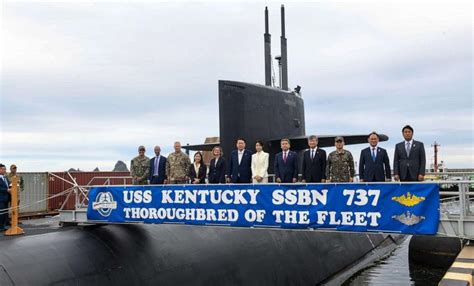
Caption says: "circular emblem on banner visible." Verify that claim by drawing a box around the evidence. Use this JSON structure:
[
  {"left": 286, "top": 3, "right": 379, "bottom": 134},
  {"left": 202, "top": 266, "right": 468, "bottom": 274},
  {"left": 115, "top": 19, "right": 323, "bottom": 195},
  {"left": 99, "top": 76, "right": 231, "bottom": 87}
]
[{"left": 92, "top": 191, "right": 117, "bottom": 217}]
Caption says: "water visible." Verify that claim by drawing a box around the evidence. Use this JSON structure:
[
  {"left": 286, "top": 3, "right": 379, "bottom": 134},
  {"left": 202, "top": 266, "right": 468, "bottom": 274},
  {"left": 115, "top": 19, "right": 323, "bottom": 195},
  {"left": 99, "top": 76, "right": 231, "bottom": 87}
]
[{"left": 344, "top": 237, "right": 447, "bottom": 286}]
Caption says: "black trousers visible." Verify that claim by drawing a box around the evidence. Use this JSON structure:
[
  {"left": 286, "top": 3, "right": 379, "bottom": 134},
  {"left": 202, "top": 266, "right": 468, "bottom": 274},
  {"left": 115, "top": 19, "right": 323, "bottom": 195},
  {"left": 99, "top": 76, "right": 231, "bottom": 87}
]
[
  {"left": 150, "top": 176, "right": 165, "bottom": 184},
  {"left": 401, "top": 170, "right": 417, "bottom": 182},
  {"left": 0, "top": 201, "right": 8, "bottom": 230},
  {"left": 233, "top": 176, "right": 251, "bottom": 184}
]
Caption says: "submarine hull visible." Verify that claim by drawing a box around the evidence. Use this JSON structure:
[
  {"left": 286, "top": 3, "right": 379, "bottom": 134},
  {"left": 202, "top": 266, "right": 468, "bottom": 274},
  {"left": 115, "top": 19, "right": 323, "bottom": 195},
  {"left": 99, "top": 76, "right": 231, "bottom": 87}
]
[{"left": 0, "top": 224, "right": 399, "bottom": 285}]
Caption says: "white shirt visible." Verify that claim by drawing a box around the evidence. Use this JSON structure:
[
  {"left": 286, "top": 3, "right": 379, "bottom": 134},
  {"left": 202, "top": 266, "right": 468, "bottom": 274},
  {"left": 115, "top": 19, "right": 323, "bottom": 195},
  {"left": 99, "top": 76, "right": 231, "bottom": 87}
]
[
  {"left": 0, "top": 175, "right": 7, "bottom": 186},
  {"left": 309, "top": 148, "right": 317, "bottom": 159},
  {"left": 214, "top": 157, "right": 219, "bottom": 167},
  {"left": 194, "top": 163, "right": 200, "bottom": 177},
  {"left": 238, "top": 150, "right": 244, "bottom": 164}
]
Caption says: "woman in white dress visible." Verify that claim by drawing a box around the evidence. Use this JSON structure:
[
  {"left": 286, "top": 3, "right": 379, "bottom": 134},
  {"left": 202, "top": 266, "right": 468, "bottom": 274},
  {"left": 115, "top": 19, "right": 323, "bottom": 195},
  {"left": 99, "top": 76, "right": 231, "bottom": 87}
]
[{"left": 251, "top": 140, "right": 269, "bottom": 183}]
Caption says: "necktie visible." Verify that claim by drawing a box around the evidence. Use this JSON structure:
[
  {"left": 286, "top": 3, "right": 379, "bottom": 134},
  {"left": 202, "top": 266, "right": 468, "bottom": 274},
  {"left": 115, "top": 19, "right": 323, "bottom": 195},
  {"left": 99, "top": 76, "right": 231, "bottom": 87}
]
[
  {"left": 406, "top": 142, "right": 411, "bottom": 157},
  {"left": 371, "top": 148, "right": 376, "bottom": 162},
  {"left": 2, "top": 177, "right": 6, "bottom": 186},
  {"left": 154, "top": 157, "right": 159, "bottom": 176},
  {"left": 283, "top": 152, "right": 287, "bottom": 163},
  {"left": 311, "top": 150, "right": 314, "bottom": 159}
]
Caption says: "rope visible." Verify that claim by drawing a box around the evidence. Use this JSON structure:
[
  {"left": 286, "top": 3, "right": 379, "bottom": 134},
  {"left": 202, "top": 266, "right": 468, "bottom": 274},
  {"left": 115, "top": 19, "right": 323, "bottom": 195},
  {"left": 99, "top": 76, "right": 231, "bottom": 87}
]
[{"left": 0, "top": 187, "right": 76, "bottom": 215}]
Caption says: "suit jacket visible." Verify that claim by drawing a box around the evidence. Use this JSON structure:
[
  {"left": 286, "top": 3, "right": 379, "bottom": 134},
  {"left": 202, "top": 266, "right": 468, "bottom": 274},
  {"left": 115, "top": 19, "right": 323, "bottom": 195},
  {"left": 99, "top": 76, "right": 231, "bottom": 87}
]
[
  {"left": 301, "top": 148, "right": 326, "bottom": 182},
  {"left": 251, "top": 151, "right": 269, "bottom": 178},
  {"left": 0, "top": 176, "right": 10, "bottom": 202},
  {"left": 149, "top": 155, "right": 167, "bottom": 183},
  {"left": 359, "top": 146, "right": 391, "bottom": 182},
  {"left": 228, "top": 149, "right": 252, "bottom": 183},
  {"left": 188, "top": 163, "right": 207, "bottom": 184},
  {"left": 393, "top": 140, "right": 426, "bottom": 181},
  {"left": 208, "top": 157, "right": 226, "bottom": 184},
  {"left": 274, "top": 150, "right": 298, "bottom": 183}
]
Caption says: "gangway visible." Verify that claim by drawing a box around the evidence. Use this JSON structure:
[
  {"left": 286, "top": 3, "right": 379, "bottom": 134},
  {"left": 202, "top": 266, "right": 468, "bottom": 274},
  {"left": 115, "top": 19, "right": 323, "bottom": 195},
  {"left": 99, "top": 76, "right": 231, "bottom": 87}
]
[{"left": 54, "top": 172, "right": 474, "bottom": 240}]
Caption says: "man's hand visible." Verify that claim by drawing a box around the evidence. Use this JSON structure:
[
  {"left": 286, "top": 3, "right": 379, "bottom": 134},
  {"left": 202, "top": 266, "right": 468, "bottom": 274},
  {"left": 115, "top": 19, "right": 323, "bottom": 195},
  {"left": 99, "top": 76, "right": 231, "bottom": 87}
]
[
  {"left": 321, "top": 179, "right": 326, "bottom": 183},
  {"left": 276, "top": 178, "right": 282, "bottom": 183},
  {"left": 418, "top": 175, "right": 425, "bottom": 181},
  {"left": 359, "top": 179, "right": 364, "bottom": 182},
  {"left": 163, "top": 179, "right": 168, "bottom": 184},
  {"left": 326, "top": 179, "right": 331, "bottom": 183},
  {"left": 385, "top": 178, "right": 392, "bottom": 182},
  {"left": 349, "top": 177, "right": 353, "bottom": 182},
  {"left": 394, "top": 175, "right": 400, "bottom": 181},
  {"left": 226, "top": 177, "right": 231, "bottom": 183},
  {"left": 292, "top": 178, "right": 297, "bottom": 183},
  {"left": 301, "top": 179, "right": 306, "bottom": 183}
]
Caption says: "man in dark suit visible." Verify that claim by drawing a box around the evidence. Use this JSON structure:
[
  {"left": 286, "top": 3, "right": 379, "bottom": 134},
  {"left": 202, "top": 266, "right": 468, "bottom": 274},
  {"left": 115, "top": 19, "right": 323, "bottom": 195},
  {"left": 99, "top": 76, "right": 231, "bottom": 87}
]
[
  {"left": 301, "top": 135, "right": 326, "bottom": 183},
  {"left": 274, "top": 138, "right": 298, "bottom": 183},
  {"left": 393, "top": 125, "right": 426, "bottom": 181},
  {"left": 227, "top": 138, "right": 252, "bottom": 183},
  {"left": 359, "top": 132, "right": 391, "bottom": 182},
  {"left": 149, "top": 146, "right": 167, "bottom": 184},
  {"left": 0, "top": 164, "right": 11, "bottom": 231},
  {"left": 209, "top": 146, "right": 226, "bottom": 184}
]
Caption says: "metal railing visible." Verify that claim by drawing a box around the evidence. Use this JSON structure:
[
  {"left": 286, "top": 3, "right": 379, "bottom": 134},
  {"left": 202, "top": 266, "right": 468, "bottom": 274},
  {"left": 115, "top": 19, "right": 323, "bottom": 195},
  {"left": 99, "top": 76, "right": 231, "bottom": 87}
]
[{"left": 57, "top": 174, "right": 474, "bottom": 239}]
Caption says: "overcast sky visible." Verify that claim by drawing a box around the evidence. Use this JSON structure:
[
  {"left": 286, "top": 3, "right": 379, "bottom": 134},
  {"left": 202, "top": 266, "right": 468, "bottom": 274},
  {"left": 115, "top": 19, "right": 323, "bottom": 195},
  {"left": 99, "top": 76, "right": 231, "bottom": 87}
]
[{"left": 1, "top": 0, "right": 472, "bottom": 172}]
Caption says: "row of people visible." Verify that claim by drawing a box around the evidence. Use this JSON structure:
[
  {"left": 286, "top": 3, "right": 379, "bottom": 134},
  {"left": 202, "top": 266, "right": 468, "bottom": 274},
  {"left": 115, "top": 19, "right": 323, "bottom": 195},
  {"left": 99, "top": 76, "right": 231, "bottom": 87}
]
[{"left": 130, "top": 125, "right": 425, "bottom": 185}]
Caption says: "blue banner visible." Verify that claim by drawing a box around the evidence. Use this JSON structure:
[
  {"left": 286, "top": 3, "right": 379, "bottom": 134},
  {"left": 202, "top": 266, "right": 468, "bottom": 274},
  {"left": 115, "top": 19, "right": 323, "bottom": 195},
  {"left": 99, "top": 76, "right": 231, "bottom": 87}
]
[{"left": 87, "top": 183, "right": 440, "bottom": 235}]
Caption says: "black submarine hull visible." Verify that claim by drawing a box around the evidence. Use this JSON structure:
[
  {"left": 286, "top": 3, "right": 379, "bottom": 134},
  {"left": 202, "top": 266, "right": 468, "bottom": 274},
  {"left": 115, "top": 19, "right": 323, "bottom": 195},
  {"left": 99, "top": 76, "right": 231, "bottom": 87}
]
[{"left": 0, "top": 224, "right": 400, "bottom": 285}]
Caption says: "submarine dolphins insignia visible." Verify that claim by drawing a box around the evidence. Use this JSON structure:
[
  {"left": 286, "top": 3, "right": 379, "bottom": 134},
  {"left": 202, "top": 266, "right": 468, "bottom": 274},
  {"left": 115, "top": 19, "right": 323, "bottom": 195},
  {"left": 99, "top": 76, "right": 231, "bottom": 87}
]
[
  {"left": 391, "top": 192, "right": 425, "bottom": 207},
  {"left": 392, "top": 211, "right": 425, "bottom": 226},
  {"left": 93, "top": 191, "right": 117, "bottom": 217}
]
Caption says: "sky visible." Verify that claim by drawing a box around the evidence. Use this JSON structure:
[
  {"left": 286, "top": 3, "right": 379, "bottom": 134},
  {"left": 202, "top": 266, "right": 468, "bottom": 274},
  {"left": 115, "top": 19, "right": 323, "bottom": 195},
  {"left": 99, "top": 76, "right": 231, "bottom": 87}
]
[{"left": 0, "top": 0, "right": 472, "bottom": 172}]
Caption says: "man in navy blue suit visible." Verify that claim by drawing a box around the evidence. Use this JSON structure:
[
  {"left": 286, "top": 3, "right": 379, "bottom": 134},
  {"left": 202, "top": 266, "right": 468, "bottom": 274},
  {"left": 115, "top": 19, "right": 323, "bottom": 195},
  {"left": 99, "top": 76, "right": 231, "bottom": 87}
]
[
  {"left": 359, "top": 132, "right": 391, "bottom": 182},
  {"left": 0, "top": 164, "right": 11, "bottom": 231},
  {"left": 227, "top": 138, "right": 252, "bottom": 183},
  {"left": 393, "top": 125, "right": 426, "bottom": 182},
  {"left": 149, "top": 146, "right": 167, "bottom": 184},
  {"left": 274, "top": 138, "right": 298, "bottom": 183}
]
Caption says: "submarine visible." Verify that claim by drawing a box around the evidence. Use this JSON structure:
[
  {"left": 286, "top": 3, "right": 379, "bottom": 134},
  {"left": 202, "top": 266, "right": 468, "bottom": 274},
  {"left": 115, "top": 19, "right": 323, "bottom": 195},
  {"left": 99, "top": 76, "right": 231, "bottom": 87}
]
[
  {"left": 0, "top": 6, "right": 402, "bottom": 286},
  {"left": 183, "top": 5, "right": 388, "bottom": 172}
]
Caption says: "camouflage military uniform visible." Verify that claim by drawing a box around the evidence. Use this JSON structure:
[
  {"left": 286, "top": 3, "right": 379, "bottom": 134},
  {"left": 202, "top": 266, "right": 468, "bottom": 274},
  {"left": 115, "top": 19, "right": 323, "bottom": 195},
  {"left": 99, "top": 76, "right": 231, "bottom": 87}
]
[
  {"left": 130, "top": 156, "right": 150, "bottom": 185},
  {"left": 166, "top": 152, "right": 191, "bottom": 184},
  {"left": 6, "top": 174, "right": 24, "bottom": 193},
  {"left": 326, "top": 150, "right": 355, "bottom": 182}
]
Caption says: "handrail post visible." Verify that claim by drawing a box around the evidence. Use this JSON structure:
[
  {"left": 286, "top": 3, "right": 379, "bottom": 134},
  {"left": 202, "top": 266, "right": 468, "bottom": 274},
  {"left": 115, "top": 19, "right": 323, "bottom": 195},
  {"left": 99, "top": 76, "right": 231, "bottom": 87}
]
[
  {"left": 75, "top": 186, "right": 80, "bottom": 209},
  {"left": 458, "top": 182, "right": 466, "bottom": 238},
  {"left": 5, "top": 176, "right": 24, "bottom": 236}
]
